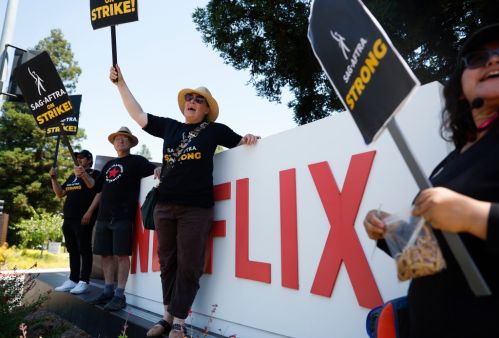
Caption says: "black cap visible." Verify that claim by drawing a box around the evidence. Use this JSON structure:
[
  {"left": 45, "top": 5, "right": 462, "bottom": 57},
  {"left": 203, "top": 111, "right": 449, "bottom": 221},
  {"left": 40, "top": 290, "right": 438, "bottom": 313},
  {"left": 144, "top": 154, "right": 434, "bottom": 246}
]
[
  {"left": 458, "top": 23, "right": 499, "bottom": 61},
  {"left": 74, "top": 149, "right": 93, "bottom": 161}
]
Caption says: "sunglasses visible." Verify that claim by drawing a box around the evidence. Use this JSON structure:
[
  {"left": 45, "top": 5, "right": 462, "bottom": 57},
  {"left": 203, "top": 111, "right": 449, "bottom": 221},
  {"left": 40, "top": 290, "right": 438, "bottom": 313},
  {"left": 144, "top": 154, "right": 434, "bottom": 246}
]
[
  {"left": 462, "top": 48, "right": 499, "bottom": 69},
  {"left": 184, "top": 93, "right": 207, "bottom": 105}
]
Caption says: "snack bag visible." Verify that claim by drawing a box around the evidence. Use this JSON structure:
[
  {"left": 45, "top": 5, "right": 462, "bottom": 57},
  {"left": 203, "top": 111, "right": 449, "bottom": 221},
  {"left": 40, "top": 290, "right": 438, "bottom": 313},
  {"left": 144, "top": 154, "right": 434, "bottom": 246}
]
[{"left": 382, "top": 208, "right": 446, "bottom": 281}]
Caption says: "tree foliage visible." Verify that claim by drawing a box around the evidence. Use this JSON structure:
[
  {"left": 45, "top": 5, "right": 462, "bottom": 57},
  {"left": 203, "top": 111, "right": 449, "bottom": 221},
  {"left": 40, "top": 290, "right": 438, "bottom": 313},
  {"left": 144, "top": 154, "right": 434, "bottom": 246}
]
[
  {"left": 34, "top": 29, "right": 81, "bottom": 93},
  {"left": 135, "top": 144, "right": 152, "bottom": 160},
  {"left": 193, "top": 0, "right": 499, "bottom": 125},
  {"left": 14, "top": 211, "right": 63, "bottom": 248},
  {"left": 0, "top": 29, "right": 84, "bottom": 244}
]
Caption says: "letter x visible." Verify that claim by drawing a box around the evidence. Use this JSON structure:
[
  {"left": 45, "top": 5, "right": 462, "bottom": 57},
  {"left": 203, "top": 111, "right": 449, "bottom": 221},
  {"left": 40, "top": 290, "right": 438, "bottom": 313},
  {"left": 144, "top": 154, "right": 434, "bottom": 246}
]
[{"left": 308, "top": 151, "right": 382, "bottom": 309}]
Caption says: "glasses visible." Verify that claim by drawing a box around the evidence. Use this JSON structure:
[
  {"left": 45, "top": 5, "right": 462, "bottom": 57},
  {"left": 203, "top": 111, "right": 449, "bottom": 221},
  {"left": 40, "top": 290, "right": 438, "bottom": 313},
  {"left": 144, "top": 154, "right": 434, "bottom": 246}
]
[
  {"left": 184, "top": 93, "right": 207, "bottom": 105},
  {"left": 462, "top": 48, "right": 499, "bottom": 69}
]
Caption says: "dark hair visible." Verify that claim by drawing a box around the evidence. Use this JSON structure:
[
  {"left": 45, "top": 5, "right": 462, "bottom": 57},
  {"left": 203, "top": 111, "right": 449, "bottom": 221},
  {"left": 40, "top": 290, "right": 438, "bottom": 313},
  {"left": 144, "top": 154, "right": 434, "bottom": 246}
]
[{"left": 441, "top": 63, "right": 476, "bottom": 150}]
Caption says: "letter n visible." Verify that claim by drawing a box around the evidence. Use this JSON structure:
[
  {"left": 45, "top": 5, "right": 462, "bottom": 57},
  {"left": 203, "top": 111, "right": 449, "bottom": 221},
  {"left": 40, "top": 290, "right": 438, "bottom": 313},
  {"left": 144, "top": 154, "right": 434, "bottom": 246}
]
[
  {"left": 131, "top": 202, "right": 151, "bottom": 274},
  {"left": 309, "top": 151, "right": 382, "bottom": 308},
  {"left": 235, "top": 178, "right": 271, "bottom": 283}
]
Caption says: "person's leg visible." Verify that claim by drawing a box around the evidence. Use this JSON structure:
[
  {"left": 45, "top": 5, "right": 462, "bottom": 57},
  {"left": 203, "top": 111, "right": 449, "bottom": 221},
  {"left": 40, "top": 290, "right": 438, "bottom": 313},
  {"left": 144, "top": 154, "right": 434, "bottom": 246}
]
[
  {"left": 77, "top": 220, "right": 94, "bottom": 283},
  {"left": 63, "top": 219, "right": 80, "bottom": 283},
  {"left": 90, "top": 221, "right": 115, "bottom": 304},
  {"left": 54, "top": 219, "right": 79, "bottom": 291},
  {"left": 103, "top": 219, "right": 133, "bottom": 311},
  {"left": 169, "top": 206, "right": 213, "bottom": 322},
  {"left": 146, "top": 202, "right": 177, "bottom": 337}
]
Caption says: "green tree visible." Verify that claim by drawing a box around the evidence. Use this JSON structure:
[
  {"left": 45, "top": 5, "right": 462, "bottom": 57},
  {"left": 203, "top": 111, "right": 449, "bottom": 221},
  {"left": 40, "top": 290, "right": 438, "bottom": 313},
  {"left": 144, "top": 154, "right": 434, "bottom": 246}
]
[
  {"left": 14, "top": 210, "right": 63, "bottom": 249},
  {"left": 193, "top": 0, "right": 498, "bottom": 124},
  {"left": 0, "top": 29, "right": 84, "bottom": 244},
  {"left": 135, "top": 144, "right": 152, "bottom": 160}
]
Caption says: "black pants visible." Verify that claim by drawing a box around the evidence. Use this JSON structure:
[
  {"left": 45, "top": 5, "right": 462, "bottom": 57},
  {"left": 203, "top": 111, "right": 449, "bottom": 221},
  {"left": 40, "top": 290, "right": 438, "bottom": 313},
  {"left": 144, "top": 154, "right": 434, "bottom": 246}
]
[
  {"left": 63, "top": 218, "right": 94, "bottom": 283},
  {"left": 154, "top": 202, "right": 213, "bottom": 319}
]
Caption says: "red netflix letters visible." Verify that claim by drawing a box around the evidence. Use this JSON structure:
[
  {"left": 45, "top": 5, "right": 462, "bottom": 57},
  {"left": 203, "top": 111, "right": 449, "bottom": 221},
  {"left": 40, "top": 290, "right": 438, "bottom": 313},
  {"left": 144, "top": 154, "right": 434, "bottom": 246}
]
[{"left": 131, "top": 151, "right": 382, "bottom": 308}]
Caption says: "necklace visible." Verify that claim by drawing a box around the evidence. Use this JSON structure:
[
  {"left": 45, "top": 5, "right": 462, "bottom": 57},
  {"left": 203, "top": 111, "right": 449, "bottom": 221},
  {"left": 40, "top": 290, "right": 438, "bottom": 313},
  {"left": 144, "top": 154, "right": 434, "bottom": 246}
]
[{"left": 476, "top": 112, "right": 499, "bottom": 132}]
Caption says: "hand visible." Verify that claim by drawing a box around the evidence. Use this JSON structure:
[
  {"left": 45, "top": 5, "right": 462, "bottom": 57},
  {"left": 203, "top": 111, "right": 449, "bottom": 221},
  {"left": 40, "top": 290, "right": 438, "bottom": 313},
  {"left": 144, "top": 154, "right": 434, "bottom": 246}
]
[
  {"left": 81, "top": 211, "right": 92, "bottom": 225},
  {"left": 239, "top": 134, "right": 260, "bottom": 145},
  {"left": 109, "top": 64, "right": 123, "bottom": 84},
  {"left": 49, "top": 167, "right": 57, "bottom": 178},
  {"left": 412, "top": 187, "right": 489, "bottom": 237},
  {"left": 363, "top": 209, "right": 390, "bottom": 240},
  {"left": 74, "top": 166, "right": 85, "bottom": 177},
  {"left": 154, "top": 166, "right": 162, "bottom": 180}
]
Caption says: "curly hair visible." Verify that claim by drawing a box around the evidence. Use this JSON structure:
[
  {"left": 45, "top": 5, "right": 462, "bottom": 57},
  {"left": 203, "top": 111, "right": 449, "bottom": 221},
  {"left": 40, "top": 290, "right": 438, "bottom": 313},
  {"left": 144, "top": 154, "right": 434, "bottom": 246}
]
[{"left": 441, "top": 62, "right": 477, "bottom": 150}]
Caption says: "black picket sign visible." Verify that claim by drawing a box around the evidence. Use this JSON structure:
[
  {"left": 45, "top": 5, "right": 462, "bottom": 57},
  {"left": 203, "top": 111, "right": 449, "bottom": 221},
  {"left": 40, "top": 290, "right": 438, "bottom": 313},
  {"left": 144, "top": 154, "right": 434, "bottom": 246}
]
[
  {"left": 46, "top": 95, "right": 82, "bottom": 137},
  {"left": 13, "top": 51, "right": 74, "bottom": 130},
  {"left": 308, "top": 0, "right": 419, "bottom": 144},
  {"left": 90, "top": 0, "right": 138, "bottom": 30}
]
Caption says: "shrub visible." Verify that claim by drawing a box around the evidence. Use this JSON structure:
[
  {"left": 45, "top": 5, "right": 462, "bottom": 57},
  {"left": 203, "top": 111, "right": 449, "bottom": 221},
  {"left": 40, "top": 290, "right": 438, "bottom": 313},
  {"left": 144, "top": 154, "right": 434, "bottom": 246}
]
[
  {"left": 0, "top": 267, "right": 48, "bottom": 338},
  {"left": 14, "top": 211, "right": 63, "bottom": 249}
]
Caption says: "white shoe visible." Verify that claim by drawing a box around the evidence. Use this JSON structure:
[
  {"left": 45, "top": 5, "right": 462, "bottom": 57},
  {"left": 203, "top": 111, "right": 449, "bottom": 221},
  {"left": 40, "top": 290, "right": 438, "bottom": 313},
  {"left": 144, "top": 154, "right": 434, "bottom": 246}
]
[
  {"left": 54, "top": 280, "right": 77, "bottom": 292},
  {"left": 70, "top": 281, "right": 90, "bottom": 294}
]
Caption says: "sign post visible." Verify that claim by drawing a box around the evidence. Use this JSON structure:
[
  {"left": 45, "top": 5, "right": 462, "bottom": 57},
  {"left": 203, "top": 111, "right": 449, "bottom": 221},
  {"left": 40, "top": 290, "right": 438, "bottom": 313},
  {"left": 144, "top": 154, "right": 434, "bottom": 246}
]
[
  {"left": 90, "top": 0, "right": 139, "bottom": 81},
  {"left": 308, "top": 0, "right": 490, "bottom": 296}
]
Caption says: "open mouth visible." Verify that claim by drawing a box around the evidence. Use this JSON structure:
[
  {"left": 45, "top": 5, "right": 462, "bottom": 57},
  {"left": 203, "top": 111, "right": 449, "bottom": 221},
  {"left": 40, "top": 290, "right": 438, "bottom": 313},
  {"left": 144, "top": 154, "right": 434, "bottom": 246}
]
[{"left": 484, "top": 70, "right": 499, "bottom": 80}]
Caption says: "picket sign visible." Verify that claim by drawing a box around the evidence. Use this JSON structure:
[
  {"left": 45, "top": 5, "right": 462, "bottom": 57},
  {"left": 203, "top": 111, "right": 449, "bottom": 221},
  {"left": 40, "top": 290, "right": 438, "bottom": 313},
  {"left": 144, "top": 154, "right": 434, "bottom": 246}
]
[{"left": 124, "top": 82, "right": 449, "bottom": 338}]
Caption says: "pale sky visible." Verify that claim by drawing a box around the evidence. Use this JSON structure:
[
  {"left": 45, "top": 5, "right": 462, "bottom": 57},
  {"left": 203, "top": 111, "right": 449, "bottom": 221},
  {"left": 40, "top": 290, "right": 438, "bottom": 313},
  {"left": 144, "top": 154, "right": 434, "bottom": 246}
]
[{"left": 0, "top": 0, "right": 297, "bottom": 162}]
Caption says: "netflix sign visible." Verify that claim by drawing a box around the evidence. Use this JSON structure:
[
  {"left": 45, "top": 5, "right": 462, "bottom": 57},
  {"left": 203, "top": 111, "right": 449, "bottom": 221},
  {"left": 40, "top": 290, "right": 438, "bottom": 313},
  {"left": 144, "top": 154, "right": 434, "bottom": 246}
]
[{"left": 126, "top": 83, "right": 450, "bottom": 337}]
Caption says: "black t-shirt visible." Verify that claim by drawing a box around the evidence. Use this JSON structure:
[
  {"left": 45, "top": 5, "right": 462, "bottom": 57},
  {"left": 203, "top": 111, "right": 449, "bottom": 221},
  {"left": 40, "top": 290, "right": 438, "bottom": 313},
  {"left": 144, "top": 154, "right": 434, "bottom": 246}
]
[
  {"left": 405, "top": 123, "right": 499, "bottom": 338},
  {"left": 62, "top": 169, "right": 100, "bottom": 219},
  {"left": 95, "top": 154, "right": 155, "bottom": 221},
  {"left": 143, "top": 114, "right": 242, "bottom": 207}
]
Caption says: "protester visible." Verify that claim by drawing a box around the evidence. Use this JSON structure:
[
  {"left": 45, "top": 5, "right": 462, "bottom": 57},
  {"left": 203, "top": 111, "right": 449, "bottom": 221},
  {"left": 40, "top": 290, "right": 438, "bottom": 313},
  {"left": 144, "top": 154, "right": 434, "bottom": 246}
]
[
  {"left": 89, "top": 126, "right": 156, "bottom": 311},
  {"left": 363, "top": 24, "right": 499, "bottom": 338},
  {"left": 110, "top": 65, "right": 260, "bottom": 338},
  {"left": 49, "top": 150, "right": 100, "bottom": 294}
]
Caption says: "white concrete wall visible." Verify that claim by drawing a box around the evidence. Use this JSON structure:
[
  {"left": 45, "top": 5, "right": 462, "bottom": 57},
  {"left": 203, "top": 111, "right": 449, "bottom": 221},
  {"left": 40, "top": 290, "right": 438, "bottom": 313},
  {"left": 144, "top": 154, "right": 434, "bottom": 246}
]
[{"left": 126, "top": 81, "right": 450, "bottom": 338}]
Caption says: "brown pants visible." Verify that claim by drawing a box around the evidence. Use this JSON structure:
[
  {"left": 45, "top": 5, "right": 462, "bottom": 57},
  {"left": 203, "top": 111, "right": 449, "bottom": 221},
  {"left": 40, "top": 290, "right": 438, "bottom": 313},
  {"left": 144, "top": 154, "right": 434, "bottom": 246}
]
[{"left": 153, "top": 201, "right": 213, "bottom": 319}]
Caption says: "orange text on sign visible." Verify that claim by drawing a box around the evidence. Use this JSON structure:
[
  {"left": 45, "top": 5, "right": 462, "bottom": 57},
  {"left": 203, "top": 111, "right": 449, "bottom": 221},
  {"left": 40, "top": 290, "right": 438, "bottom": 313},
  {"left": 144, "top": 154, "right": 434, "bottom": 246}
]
[
  {"left": 345, "top": 38, "right": 388, "bottom": 110},
  {"left": 91, "top": 0, "right": 136, "bottom": 21}
]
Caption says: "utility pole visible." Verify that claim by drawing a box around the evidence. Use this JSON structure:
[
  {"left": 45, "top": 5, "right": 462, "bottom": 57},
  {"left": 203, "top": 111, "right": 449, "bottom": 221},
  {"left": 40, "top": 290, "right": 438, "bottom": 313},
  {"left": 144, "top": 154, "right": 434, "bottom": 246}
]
[{"left": 0, "top": 0, "right": 19, "bottom": 97}]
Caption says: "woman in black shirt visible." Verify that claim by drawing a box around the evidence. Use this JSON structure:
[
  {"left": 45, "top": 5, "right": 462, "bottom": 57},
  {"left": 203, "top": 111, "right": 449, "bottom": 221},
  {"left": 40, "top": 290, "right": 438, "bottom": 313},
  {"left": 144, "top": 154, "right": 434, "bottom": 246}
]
[
  {"left": 109, "top": 65, "right": 259, "bottom": 338},
  {"left": 363, "top": 24, "right": 499, "bottom": 338}
]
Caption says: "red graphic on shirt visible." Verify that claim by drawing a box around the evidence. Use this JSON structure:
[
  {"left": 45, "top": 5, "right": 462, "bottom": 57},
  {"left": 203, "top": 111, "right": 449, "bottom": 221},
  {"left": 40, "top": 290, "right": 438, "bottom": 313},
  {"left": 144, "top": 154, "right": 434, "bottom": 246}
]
[
  {"left": 105, "top": 163, "right": 124, "bottom": 183},
  {"left": 108, "top": 167, "right": 121, "bottom": 178}
]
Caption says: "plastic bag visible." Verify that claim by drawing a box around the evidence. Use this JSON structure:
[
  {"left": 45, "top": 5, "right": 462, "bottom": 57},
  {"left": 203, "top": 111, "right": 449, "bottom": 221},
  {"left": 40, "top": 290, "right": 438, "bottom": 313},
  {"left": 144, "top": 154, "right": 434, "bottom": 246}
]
[{"left": 382, "top": 208, "right": 446, "bottom": 281}]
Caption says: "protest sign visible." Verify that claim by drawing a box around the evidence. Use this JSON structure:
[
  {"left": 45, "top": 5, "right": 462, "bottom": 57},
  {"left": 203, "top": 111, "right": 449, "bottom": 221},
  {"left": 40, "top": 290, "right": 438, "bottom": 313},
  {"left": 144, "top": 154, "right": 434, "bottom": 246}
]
[
  {"left": 308, "top": 0, "right": 490, "bottom": 296},
  {"left": 90, "top": 0, "right": 138, "bottom": 30},
  {"left": 90, "top": 0, "right": 139, "bottom": 69},
  {"left": 13, "top": 51, "right": 74, "bottom": 130},
  {"left": 308, "top": 0, "right": 419, "bottom": 144},
  {"left": 46, "top": 95, "right": 82, "bottom": 137},
  {"left": 4, "top": 48, "right": 41, "bottom": 102}
]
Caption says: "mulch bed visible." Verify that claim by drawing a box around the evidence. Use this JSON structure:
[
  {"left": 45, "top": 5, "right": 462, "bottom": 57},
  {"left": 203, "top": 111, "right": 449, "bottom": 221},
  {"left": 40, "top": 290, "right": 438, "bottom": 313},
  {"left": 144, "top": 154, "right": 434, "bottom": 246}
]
[{"left": 22, "top": 309, "right": 92, "bottom": 338}]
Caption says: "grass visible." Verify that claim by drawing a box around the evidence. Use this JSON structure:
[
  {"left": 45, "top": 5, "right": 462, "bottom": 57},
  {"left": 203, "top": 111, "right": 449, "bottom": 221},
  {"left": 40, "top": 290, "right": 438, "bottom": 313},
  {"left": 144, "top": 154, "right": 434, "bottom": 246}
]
[{"left": 1, "top": 246, "right": 69, "bottom": 270}]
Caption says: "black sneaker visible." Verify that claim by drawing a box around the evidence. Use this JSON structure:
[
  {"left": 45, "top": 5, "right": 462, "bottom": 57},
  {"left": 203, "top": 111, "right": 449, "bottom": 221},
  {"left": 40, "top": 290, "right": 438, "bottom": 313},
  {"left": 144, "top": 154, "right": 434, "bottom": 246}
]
[
  {"left": 103, "top": 295, "right": 126, "bottom": 311},
  {"left": 89, "top": 292, "right": 113, "bottom": 305}
]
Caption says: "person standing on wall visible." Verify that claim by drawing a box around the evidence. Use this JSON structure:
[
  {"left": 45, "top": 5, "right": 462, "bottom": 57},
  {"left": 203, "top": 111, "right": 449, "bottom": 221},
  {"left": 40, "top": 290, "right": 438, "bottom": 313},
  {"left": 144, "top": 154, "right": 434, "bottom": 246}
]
[
  {"left": 49, "top": 150, "right": 100, "bottom": 295},
  {"left": 89, "top": 127, "right": 156, "bottom": 311},
  {"left": 109, "top": 65, "right": 260, "bottom": 338},
  {"left": 363, "top": 24, "right": 499, "bottom": 338}
]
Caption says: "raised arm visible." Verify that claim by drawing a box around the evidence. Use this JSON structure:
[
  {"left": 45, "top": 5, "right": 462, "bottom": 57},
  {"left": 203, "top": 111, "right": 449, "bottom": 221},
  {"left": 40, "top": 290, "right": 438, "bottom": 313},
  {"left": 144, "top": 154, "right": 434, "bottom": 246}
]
[
  {"left": 109, "top": 65, "right": 148, "bottom": 128},
  {"left": 49, "top": 167, "right": 66, "bottom": 198}
]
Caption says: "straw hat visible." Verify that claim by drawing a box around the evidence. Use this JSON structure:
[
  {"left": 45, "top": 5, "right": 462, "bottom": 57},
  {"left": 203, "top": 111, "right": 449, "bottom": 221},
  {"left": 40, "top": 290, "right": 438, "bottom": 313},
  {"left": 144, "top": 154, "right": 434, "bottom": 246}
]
[
  {"left": 108, "top": 126, "right": 139, "bottom": 147},
  {"left": 177, "top": 86, "right": 219, "bottom": 122}
]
